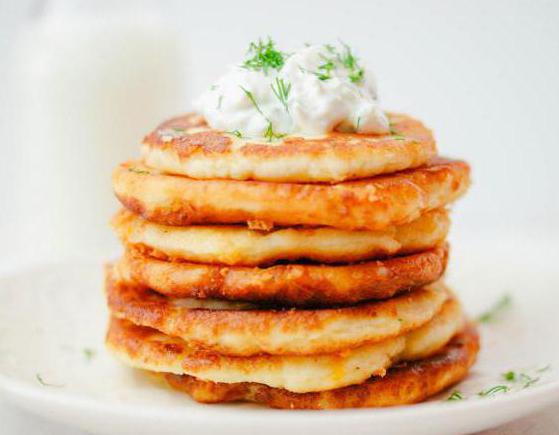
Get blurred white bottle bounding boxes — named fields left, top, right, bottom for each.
left=15, top=0, right=186, bottom=262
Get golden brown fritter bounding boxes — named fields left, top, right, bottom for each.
left=113, top=158, right=469, bottom=230
left=106, top=265, right=449, bottom=356
left=105, top=298, right=464, bottom=393
left=111, top=208, right=449, bottom=266
left=161, top=324, right=479, bottom=409
left=141, top=113, right=437, bottom=182
left=119, top=244, right=448, bottom=306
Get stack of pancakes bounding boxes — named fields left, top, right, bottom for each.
left=106, top=113, right=479, bottom=409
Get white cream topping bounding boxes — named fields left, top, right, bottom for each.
left=194, top=43, right=389, bottom=139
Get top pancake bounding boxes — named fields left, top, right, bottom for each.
left=142, top=113, right=436, bottom=183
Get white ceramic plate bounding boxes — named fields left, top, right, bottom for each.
left=1, top=237, right=558, bottom=435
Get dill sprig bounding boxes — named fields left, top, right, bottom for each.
left=324, top=43, right=336, bottom=54
left=83, top=348, right=96, bottom=361
left=502, top=369, right=545, bottom=389
left=478, top=385, right=510, bottom=397
left=315, top=56, right=336, bottom=81
left=308, top=42, right=365, bottom=84
left=36, top=373, right=64, bottom=388
left=264, top=121, right=286, bottom=142
left=338, top=42, right=365, bottom=83
left=477, top=293, right=512, bottom=323
left=521, top=374, right=540, bottom=388
left=446, top=390, right=464, bottom=401
left=226, top=129, right=244, bottom=138
left=240, top=86, right=285, bottom=141
left=128, top=167, right=150, bottom=175
left=271, top=78, right=291, bottom=112
left=240, top=86, right=265, bottom=116
left=242, top=37, right=287, bottom=74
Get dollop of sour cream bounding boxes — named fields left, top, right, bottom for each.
left=194, top=42, right=389, bottom=138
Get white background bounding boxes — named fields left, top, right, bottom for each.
left=1, top=0, right=558, bottom=433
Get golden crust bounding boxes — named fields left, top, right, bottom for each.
left=105, top=298, right=464, bottom=393
left=111, top=209, right=449, bottom=266
left=113, top=158, right=470, bottom=230
left=106, top=265, right=449, bottom=356
left=119, top=244, right=448, bottom=306
left=161, top=324, right=479, bottom=409
left=141, top=113, right=437, bottom=183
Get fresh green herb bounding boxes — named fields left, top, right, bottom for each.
left=241, top=86, right=285, bottom=140
left=242, top=37, right=287, bottom=74
left=83, top=348, right=96, bottom=361
left=324, top=43, right=336, bottom=54
left=392, top=134, right=406, bottom=140
left=271, top=78, right=291, bottom=112
left=338, top=41, right=358, bottom=69
left=217, top=95, right=224, bottom=110
left=210, top=84, right=218, bottom=91
left=314, top=57, right=336, bottom=81
left=240, top=86, right=265, bottom=117
left=447, top=390, right=464, bottom=401
left=348, top=68, right=365, bottom=83
left=477, top=294, right=512, bottom=324
left=226, top=129, right=244, bottom=138
left=520, top=374, right=540, bottom=389
left=305, top=42, right=365, bottom=84
left=128, top=168, right=150, bottom=175
left=502, top=366, right=550, bottom=389
left=476, top=366, right=551, bottom=400
left=36, top=373, right=64, bottom=387
left=263, top=121, right=286, bottom=142
left=478, top=385, right=510, bottom=397
left=338, top=41, right=365, bottom=84
left=389, top=123, right=401, bottom=136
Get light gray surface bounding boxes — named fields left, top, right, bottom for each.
left=1, top=397, right=558, bottom=435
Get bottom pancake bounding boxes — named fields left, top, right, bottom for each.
left=162, top=325, right=479, bottom=409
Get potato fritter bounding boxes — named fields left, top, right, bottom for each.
left=106, top=265, right=450, bottom=356
left=111, top=209, right=449, bottom=266
left=141, top=113, right=436, bottom=183
left=119, top=244, right=448, bottom=306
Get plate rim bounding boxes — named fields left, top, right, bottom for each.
left=1, top=261, right=559, bottom=431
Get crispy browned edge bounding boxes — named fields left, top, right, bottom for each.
left=121, top=245, right=448, bottom=306
left=113, top=207, right=449, bottom=267
left=114, top=158, right=470, bottom=230
left=105, top=265, right=449, bottom=355
left=142, top=113, right=437, bottom=181
left=159, top=324, right=479, bottom=409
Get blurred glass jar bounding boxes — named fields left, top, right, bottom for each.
left=14, top=0, right=186, bottom=262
